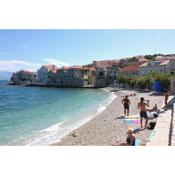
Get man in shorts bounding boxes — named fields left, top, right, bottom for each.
left=121, top=95, right=131, bottom=116
left=138, top=97, right=149, bottom=128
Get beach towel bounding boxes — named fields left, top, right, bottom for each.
left=124, top=115, right=140, bottom=119
left=135, top=138, right=141, bottom=146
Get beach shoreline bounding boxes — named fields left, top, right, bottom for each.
left=52, top=89, right=164, bottom=146
left=24, top=88, right=116, bottom=146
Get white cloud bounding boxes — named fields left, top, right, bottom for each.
left=43, top=58, right=69, bottom=67
left=0, top=58, right=70, bottom=72
left=0, top=60, right=41, bottom=72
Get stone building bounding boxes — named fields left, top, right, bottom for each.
left=11, top=70, right=37, bottom=85
left=37, top=64, right=58, bottom=84
left=56, top=66, right=84, bottom=87
left=139, top=59, right=175, bottom=76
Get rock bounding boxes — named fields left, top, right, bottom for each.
left=72, top=131, right=78, bottom=137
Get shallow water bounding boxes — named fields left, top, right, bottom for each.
left=0, top=81, right=115, bottom=145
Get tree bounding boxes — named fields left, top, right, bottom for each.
left=116, top=72, right=170, bottom=90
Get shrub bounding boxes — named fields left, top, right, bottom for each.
left=116, top=72, right=170, bottom=90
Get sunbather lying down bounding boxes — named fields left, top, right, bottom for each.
left=147, top=104, right=159, bottom=119
left=121, top=93, right=136, bottom=98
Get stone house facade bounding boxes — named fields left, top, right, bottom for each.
left=37, top=64, right=58, bottom=84
left=56, top=66, right=84, bottom=87
left=138, top=59, right=175, bottom=76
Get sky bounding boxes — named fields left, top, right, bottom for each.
left=0, top=29, right=175, bottom=72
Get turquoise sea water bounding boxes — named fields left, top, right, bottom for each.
left=0, top=81, right=116, bottom=145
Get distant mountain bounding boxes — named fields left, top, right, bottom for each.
left=0, top=71, right=13, bottom=80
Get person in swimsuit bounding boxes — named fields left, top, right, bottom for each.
left=126, top=128, right=135, bottom=146
left=118, top=128, right=135, bottom=146
left=138, top=97, right=149, bottom=129
left=121, top=95, right=131, bottom=116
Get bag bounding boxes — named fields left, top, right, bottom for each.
left=148, top=122, right=156, bottom=130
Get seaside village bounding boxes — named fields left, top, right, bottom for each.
left=10, top=54, right=175, bottom=146
left=10, top=54, right=175, bottom=92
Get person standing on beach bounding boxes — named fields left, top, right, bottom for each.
left=164, top=89, right=169, bottom=110
left=138, top=97, right=149, bottom=129
left=121, top=95, right=131, bottom=116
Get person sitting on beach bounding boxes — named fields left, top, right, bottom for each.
left=118, top=128, right=135, bottom=146
left=164, top=89, right=169, bottom=110
left=138, top=97, right=149, bottom=129
left=121, top=95, right=131, bottom=116
left=126, top=128, right=135, bottom=146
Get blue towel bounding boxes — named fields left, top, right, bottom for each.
left=135, top=139, right=141, bottom=146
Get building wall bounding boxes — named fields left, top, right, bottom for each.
left=94, top=69, right=107, bottom=87
left=139, top=60, right=175, bottom=76
left=47, top=72, right=57, bottom=85
left=83, top=70, right=96, bottom=86
left=11, top=72, right=37, bottom=85
left=56, top=68, right=84, bottom=87
left=37, top=66, right=49, bottom=84
left=139, top=65, right=166, bottom=76
left=118, top=70, right=139, bottom=77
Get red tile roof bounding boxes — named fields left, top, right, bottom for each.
left=58, top=65, right=83, bottom=71
left=16, top=70, right=33, bottom=74
left=70, top=65, right=83, bottom=69
left=93, top=60, right=119, bottom=68
left=83, top=66, right=96, bottom=71
left=120, top=64, right=141, bottom=73
left=137, top=57, right=149, bottom=62
left=43, top=64, right=58, bottom=72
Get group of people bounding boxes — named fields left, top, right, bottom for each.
left=120, top=90, right=169, bottom=146
left=121, top=90, right=169, bottom=129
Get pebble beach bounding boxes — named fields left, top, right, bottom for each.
left=52, top=89, right=164, bottom=146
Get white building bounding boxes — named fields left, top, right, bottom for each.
left=139, top=59, right=175, bottom=76
left=37, top=64, right=58, bottom=84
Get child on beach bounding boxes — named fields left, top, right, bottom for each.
left=121, top=95, right=131, bottom=116
left=126, top=128, right=135, bottom=146
left=119, top=128, right=135, bottom=146
left=138, top=97, right=149, bottom=129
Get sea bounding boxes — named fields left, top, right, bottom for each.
left=0, top=81, right=116, bottom=145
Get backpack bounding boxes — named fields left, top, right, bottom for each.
left=148, top=122, right=156, bottom=130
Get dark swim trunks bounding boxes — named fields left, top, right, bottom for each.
left=140, top=111, right=148, bottom=119
left=124, top=104, right=129, bottom=110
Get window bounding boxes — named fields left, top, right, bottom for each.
left=99, top=72, right=104, bottom=76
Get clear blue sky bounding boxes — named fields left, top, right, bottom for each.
left=0, top=29, right=175, bottom=72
